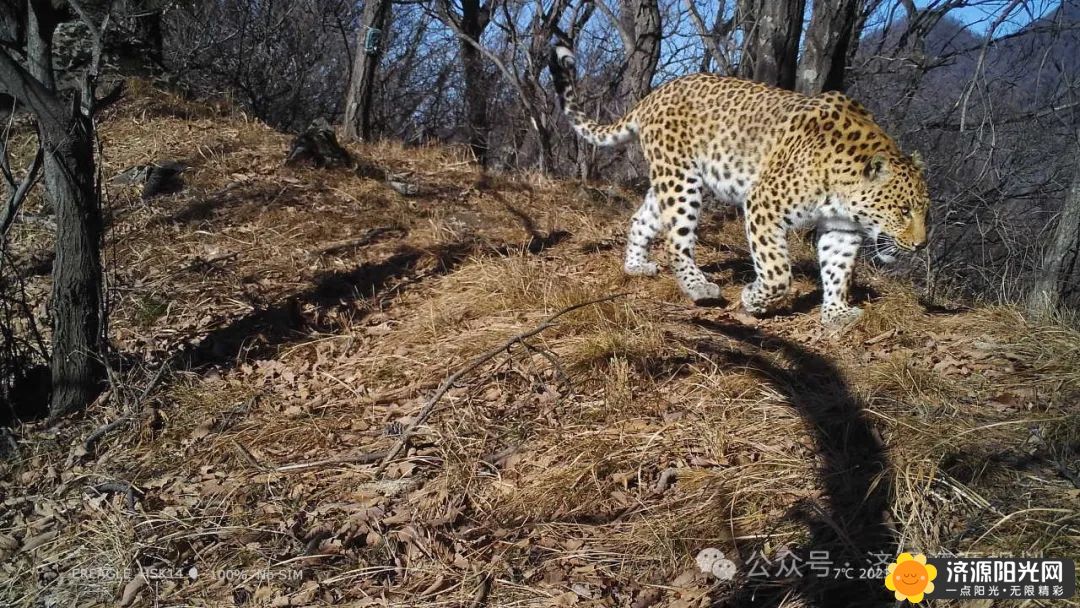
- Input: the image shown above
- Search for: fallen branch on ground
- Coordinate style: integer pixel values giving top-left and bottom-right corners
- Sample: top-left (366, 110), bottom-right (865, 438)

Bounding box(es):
top-left (374, 293), bottom-right (628, 476)
top-left (469, 574), bottom-right (492, 608)
top-left (521, 339), bottom-right (572, 395)
top-left (652, 467), bottom-right (679, 495)
top-left (82, 417), bottom-right (131, 455)
top-left (275, 451), bottom-right (389, 472)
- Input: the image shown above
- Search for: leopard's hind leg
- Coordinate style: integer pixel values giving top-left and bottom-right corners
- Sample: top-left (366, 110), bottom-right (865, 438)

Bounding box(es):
top-left (624, 189), bottom-right (661, 277)
top-left (740, 187), bottom-right (793, 314)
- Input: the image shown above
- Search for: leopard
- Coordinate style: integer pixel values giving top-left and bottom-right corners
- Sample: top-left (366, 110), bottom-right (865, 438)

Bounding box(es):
top-left (549, 44), bottom-right (930, 326)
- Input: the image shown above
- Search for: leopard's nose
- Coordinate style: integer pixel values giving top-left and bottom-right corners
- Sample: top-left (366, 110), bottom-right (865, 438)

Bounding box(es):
top-left (913, 240), bottom-right (928, 251)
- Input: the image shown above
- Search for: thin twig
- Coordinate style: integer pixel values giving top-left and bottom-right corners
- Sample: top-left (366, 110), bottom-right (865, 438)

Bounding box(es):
top-left (374, 293), bottom-right (628, 476)
top-left (468, 573), bottom-right (492, 608)
top-left (316, 226), bottom-right (406, 256)
top-left (83, 361), bottom-right (172, 455)
top-left (231, 439), bottom-right (264, 470)
top-left (1, 145), bottom-right (43, 239)
top-left (275, 451), bottom-right (388, 472)
top-left (1052, 460), bottom-right (1080, 490)
top-left (480, 445), bottom-right (519, 468)
top-left (165, 250), bottom-right (244, 278)
top-left (520, 339), bottom-right (572, 394)
top-left (129, 359), bottom-right (172, 408)
top-left (82, 417), bottom-right (131, 455)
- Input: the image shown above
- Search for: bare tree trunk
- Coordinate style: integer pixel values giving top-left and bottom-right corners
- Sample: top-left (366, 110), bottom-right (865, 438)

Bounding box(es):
top-left (43, 111), bottom-right (103, 417)
top-left (686, 0), bottom-right (734, 74)
top-left (458, 0), bottom-right (490, 165)
top-left (0, 3), bottom-right (105, 418)
top-left (797, 0), bottom-right (860, 94)
top-left (1027, 145), bottom-right (1080, 318)
top-left (438, 0), bottom-right (576, 172)
top-left (27, 0), bottom-right (60, 88)
top-left (736, 0), bottom-right (805, 90)
top-left (343, 0), bottom-right (392, 141)
top-left (618, 0), bottom-right (661, 104)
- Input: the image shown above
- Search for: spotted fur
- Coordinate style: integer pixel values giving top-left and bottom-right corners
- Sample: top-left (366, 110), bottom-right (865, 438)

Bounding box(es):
top-left (550, 44), bottom-right (930, 326)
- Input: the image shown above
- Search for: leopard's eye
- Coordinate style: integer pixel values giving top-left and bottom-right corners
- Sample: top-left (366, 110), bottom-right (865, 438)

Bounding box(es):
top-left (900, 206), bottom-right (911, 217)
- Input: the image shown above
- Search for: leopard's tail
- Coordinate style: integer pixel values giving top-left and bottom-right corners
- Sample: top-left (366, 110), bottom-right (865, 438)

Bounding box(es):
top-left (549, 44), bottom-right (638, 147)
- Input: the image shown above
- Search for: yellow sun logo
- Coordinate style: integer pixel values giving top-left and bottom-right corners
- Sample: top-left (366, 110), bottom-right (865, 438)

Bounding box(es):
top-left (885, 553), bottom-right (937, 603)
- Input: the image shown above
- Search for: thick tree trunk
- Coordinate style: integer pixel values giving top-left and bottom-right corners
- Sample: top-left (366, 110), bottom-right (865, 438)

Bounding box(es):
top-left (618, 0), bottom-right (661, 104)
top-left (1027, 148), bottom-right (1080, 318)
top-left (43, 113), bottom-right (104, 417)
top-left (1, 3), bottom-right (106, 418)
top-left (461, 42), bottom-right (488, 165)
top-left (435, 0), bottom-right (491, 165)
top-left (459, 0), bottom-right (490, 166)
top-left (342, 0), bottom-right (392, 141)
top-left (797, 0), bottom-right (861, 94)
top-left (736, 0), bottom-right (805, 90)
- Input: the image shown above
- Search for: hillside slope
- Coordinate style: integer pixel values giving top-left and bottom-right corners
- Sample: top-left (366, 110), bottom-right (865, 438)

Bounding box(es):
top-left (2, 86), bottom-right (1078, 608)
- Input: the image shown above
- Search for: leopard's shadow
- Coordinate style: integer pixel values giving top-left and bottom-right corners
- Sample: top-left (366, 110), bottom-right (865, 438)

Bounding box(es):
top-left (789, 284), bottom-right (881, 315)
top-left (685, 319), bottom-right (895, 607)
top-left (701, 257), bottom-right (820, 285)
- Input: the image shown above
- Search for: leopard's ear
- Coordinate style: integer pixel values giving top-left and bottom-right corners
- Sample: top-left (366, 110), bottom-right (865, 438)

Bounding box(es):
top-left (864, 153), bottom-right (890, 182)
top-left (910, 150), bottom-right (925, 171)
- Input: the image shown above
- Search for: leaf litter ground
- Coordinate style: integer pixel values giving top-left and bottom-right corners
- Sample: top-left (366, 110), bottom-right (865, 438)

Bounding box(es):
top-left (1, 84), bottom-right (1077, 608)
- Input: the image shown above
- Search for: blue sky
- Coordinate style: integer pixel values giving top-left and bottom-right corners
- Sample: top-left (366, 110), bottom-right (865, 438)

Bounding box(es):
top-left (922, 0), bottom-right (1060, 34)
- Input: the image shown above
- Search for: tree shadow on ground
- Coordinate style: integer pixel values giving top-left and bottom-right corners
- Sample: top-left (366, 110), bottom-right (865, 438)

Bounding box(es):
top-left (687, 318), bottom-right (895, 608)
top-left (492, 193), bottom-right (571, 253)
top-left (167, 200), bottom-right (576, 375)
top-left (173, 241), bottom-right (474, 371)
top-left (156, 182), bottom-right (303, 227)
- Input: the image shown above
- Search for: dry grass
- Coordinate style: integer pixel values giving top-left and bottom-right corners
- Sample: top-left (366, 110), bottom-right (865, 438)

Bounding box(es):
top-left (1, 84), bottom-right (1077, 607)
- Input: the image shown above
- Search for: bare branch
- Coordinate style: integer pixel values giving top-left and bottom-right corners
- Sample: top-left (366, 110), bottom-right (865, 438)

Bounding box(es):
top-left (591, 0), bottom-right (635, 54)
top-left (685, 0), bottom-right (732, 74)
top-left (0, 50), bottom-right (64, 126)
top-left (1, 144), bottom-right (42, 238)
top-left (924, 101), bottom-right (1080, 132)
top-left (957, 0), bottom-right (1024, 131)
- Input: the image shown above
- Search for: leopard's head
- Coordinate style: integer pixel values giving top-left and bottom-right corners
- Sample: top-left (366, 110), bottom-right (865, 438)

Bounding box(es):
top-left (837, 149), bottom-right (930, 259)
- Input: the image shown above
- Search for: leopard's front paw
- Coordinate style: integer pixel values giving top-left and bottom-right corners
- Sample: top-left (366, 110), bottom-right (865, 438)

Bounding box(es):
top-left (687, 281), bottom-right (722, 304)
top-left (740, 283), bottom-right (774, 316)
top-left (624, 261), bottom-right (659, 277)
top-left (821, 304), bottom-right (864, 327)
